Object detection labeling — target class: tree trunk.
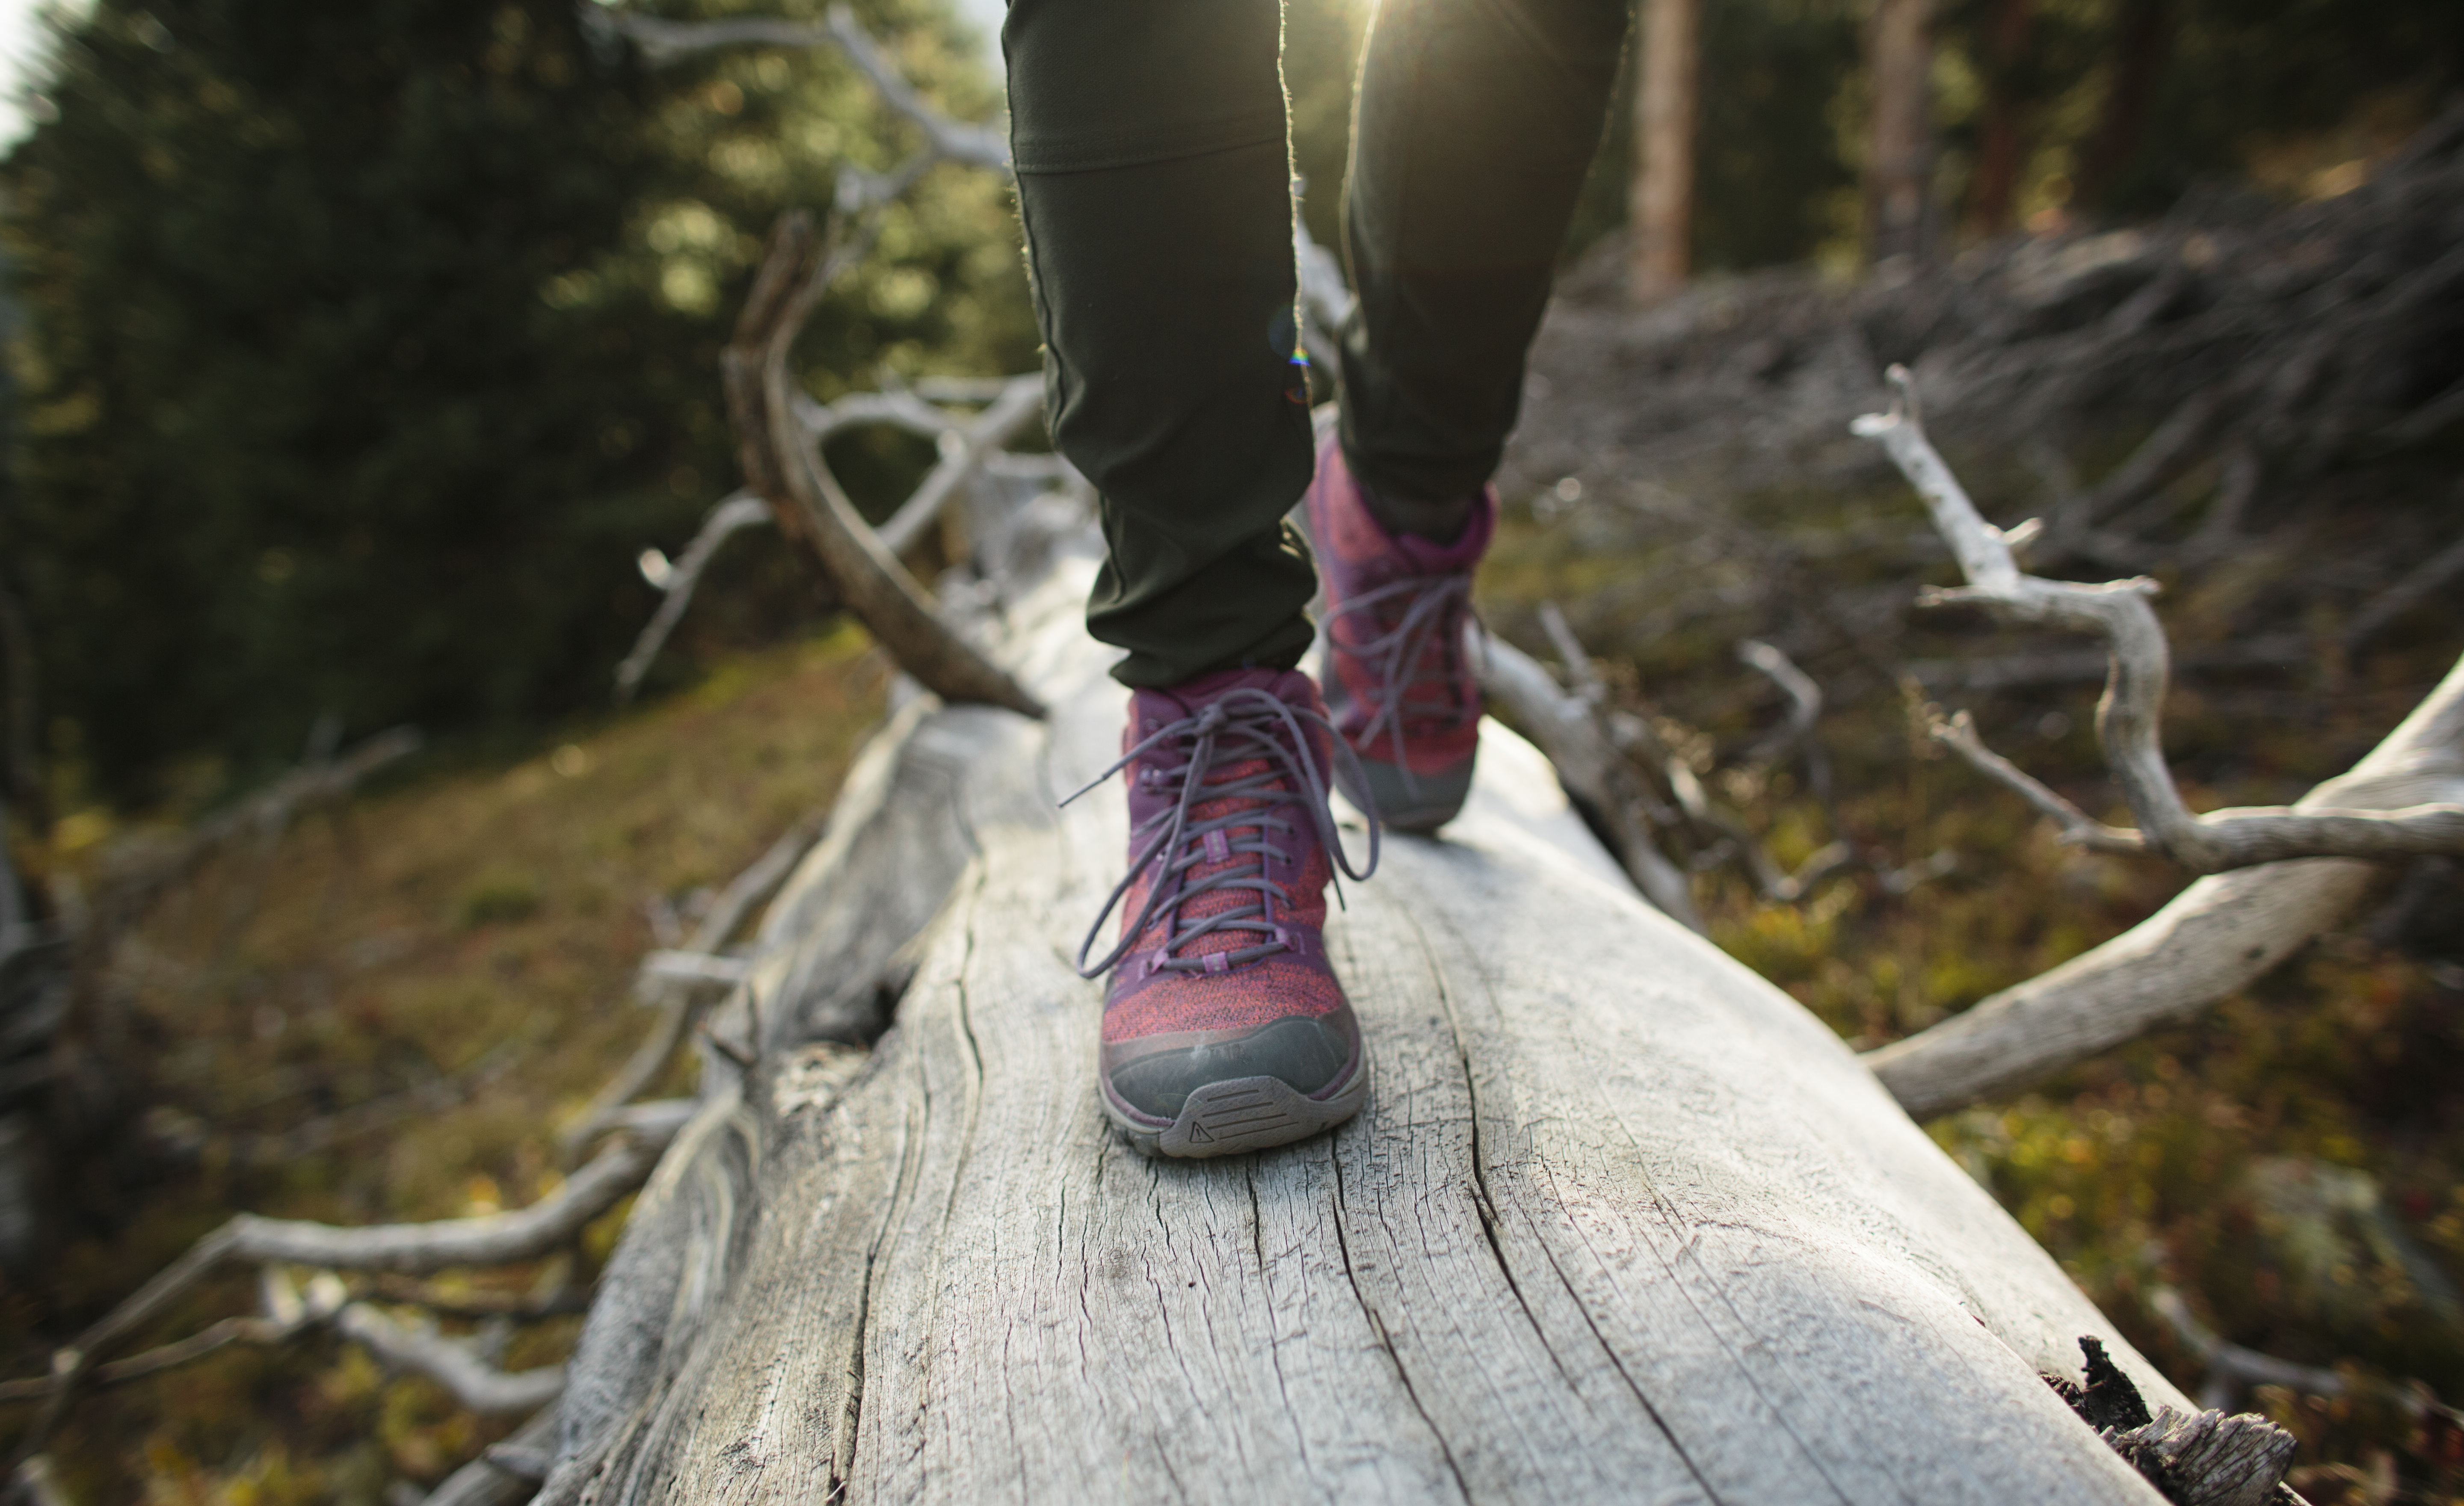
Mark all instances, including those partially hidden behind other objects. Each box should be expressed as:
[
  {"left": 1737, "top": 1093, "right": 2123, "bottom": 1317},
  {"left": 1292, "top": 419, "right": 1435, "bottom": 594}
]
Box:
[
  {"left": 1865, "top": 0, "right": 1937, "bottom": 263},
  {"left": 2076, "top": 0, "right": 2172, "bottom": 212},
  {"left": 535, "top": 534, "right": 2194, "bottom": 1503},
  {"left": 1964, "top": 0, "right": 2035, "bottom": 237},
  {"left": 1629, "top": 0, "right": 1702, "bottom": 304}
]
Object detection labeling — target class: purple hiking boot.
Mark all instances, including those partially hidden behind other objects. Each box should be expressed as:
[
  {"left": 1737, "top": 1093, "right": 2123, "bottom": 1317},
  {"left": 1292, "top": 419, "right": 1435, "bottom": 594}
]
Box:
[
  {"left": 1305, "top": 433, "right": 1496, "bottom": 832},
  {"left": 1072, "top": 668, "right": 1377, "bottom": 1158}
]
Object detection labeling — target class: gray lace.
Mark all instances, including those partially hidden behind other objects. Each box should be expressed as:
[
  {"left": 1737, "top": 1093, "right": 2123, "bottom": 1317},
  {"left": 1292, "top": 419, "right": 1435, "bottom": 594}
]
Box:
[
  {"left": 1323, "top": 572, "right": 1477, "bottom": 796},
  {"left": 1067, "top": 688, "right": 1378, "bottom": 981}
]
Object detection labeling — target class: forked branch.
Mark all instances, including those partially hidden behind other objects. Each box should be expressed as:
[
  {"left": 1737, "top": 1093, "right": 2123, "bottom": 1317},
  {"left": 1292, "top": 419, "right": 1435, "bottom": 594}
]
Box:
[
  {"left": 1866, "top": 630, "right": 2464, "bottom": 1118},
  {"left": 585, "top": 4, "right": 1009, "bottom": 179},
  {"left": 12, "top": 1127, "right": 670, "bottom": 1453},
  {"left": 721, "top": 213, "right": 1044, "bottom": 718},
  {"left": 614, "top": 492, "right": 774, "bottom": 705},
  {"left": 1854, "top": 365, "right": 2464, "bottom": 870}
]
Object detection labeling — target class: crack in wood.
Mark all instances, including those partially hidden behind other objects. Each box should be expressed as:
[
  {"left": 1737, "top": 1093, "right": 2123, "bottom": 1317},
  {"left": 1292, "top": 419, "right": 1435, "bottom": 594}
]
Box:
[{"left": 1329, "top": 1147, "right": 1475, "bottom": 1504}]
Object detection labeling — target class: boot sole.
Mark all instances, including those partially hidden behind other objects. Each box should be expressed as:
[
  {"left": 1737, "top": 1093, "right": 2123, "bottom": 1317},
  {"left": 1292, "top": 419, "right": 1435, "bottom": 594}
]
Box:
[
  {"left": 1103, "top": 1054, "right": 1368, "bottom": 1160},
  {"left": 1339, "top": 756, "right": 1473, "bottom": 834}
]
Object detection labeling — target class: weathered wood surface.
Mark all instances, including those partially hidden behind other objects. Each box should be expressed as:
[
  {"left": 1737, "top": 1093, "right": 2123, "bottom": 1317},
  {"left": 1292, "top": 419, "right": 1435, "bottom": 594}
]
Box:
[{"left": 542, "top": 544, "right": 2187, "bottom": 1504}]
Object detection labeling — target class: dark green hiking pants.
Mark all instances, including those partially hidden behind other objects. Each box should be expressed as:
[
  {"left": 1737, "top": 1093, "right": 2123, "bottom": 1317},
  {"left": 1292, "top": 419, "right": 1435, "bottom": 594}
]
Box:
[{"left": 1004, "top": 0, "right": 1629, "bottom": 687}]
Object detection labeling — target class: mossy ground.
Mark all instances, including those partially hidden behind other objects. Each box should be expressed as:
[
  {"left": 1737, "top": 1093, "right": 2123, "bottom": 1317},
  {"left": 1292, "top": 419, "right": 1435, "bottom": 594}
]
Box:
[{"left": 6, "top": 626, "right": 886, "bottom": 1504}]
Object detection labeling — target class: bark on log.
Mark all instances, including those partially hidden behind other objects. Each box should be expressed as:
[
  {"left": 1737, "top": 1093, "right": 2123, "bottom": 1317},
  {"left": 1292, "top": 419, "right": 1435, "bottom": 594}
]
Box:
[{"left": 538, "top": 538, "right": 2199, "bottom": 1504}]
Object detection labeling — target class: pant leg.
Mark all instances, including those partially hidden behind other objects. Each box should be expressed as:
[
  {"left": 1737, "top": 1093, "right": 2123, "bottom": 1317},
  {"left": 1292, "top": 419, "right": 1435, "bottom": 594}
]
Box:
[
  {"left": 1339, "top": 0, "right": 1631, "bottom": 504},
  {"left": 1004, "top": 0, "right": 1319, "bottom": 689}
]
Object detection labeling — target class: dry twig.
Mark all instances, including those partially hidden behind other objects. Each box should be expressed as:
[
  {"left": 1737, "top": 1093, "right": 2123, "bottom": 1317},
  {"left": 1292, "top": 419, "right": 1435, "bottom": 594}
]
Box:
[
  {"left": 1475, "top": 633, "right": 1702, "bottom": 930},
  {"left": 585, "top": 4, "right": 1008, "bottom": 192},
  {"left": 560, "top": 813, "right": 827, "bottom": 1152},
  {"left": 10, "top": 1124, "right": 672, "bottom": 1454},
  {"left": 335, "top": 1303, "right": 565, "bottom": 1416},
  {"left": 1854, "top": 365, "right": 2464, "bottom": 870},
  {"left": 87, "top": 727, "right": 421, "bottom": 945},
  {"left": 1866, "top": 650, "right": 2464, "bottom": 1117},
  {"left": 614, "top": 492, "right": 773, "bottom": 705}
]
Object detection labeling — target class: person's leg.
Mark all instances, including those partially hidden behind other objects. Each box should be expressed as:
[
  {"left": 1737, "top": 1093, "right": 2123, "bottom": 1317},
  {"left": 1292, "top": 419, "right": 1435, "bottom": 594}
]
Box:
[
  {"left": 1309, "top": 0, "right": 1627, "bottom": 830},
  {"left": 1338, "top": 0, "right": 1630, "bottom": 521},
  {"left": 1008, "top": 0, "right": 1374, "bottom": 1159},
  {"left": 1004, "top": 0, "right": 1318, "bottom": 689}
]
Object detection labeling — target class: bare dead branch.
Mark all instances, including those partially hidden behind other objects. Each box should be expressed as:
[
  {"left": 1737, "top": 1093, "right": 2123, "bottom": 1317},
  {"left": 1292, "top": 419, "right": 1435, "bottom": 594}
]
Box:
[
  {"left": 586, "top": 5, "right": 1007, "bottom": 178},
  {"left": 0, "top": 1269, "right": 344, "bottom": 1406},
  {"left": 1876, "top": 846, "right": 1959, "bottom": 896},
  {"left": 1902, "top": 635, "right": 2309, "bottom": 692},
  {"left": 1928, "top": 710, "right": 2144, "bottom": 853},
  {"left": 1475, "top": 634, "right": 1703, "bottom": 930},
  {"left": 622, "top": 371, "right": 1046, "bottom": 705},
  {"left": 695, "top": 1018, "right": 758, "bottom": 1071},
  {"left": 614, "top": 493, "right": 774, "bottom": 705},
  {"left": 89, "top": 727, "right": 421, "bottom": 942},
  {"left": 874, "top": 375, "right": 1045, "bottom": 556},
  {"left": 357, "top": 1275, "right": 592, "bottom": 1323},
  {"left": 561, "top": 815, "right": 826, "bottom": 1152},
  {"left": 15, "top": 1127, "right": 670, "bottom": 1453},
  {"left": 1735, "top": 640, "right": 1818, "bottom": 757},
  {"left": 723, "top": 214, "right": 1044, "bottom": 719},
  {"left": 335, "top": 1302, "right": 565, "bottom": 1416},
  {"left": 1736, "top": 638, "right": 1831, "bottom": 800},
  {"left": 416, "top": 1403, "right": 558, "bottom": 1506},
  {"left": 637, "top": 952, "right": 752, "bottom": 990},
  {"left": 1854, "top": 366, "right": 2464, "bottom": 870},
  {"left": 1536, "top": 602, "right": 1607, "bottom": 703},
  {"left": 2148, "top": 1287, "right": 2350, "bottom": 1414},
  {"left": 796, "top": 385, "right": 957, "bottom": 443},
  {"left": 0, "top": 1316, "right": 281, "bottom": 1404},
  {"left": 1866, "top": 652, "right": 2464, "bottom": 1117}
]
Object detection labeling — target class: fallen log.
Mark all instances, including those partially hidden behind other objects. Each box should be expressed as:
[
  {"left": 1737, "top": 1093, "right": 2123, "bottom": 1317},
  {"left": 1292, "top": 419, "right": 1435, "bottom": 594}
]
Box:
[{"left": 539, "top": 542, "right": 2215, "bottom": 1504}]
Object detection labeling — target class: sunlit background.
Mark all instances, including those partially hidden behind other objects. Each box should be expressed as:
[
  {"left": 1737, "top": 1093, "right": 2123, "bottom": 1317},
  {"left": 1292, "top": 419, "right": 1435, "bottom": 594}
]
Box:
[{"left": 0, "top": 0, "right": 75, "bottom": 147}]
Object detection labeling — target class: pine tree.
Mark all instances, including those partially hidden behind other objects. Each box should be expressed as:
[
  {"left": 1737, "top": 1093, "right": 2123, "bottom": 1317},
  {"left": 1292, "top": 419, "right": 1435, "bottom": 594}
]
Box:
[{"left": 1, "top": 0, "right": 1030, "bottom": 804}]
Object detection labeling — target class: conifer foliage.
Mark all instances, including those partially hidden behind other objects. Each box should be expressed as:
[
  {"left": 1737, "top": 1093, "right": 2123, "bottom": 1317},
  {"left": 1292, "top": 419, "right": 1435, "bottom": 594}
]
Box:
[{"left": 1, "top": 0, "right": 1025, "bottom": 802}]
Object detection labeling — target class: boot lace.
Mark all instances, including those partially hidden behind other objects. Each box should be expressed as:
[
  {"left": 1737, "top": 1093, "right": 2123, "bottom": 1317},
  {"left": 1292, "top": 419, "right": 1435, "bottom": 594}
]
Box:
[
  {"left": 1066, "top": 687, "right": 1378, "bottom": 981},
  {"left": 1324, "top": 572, "right": 1479, "bottom": 796}
]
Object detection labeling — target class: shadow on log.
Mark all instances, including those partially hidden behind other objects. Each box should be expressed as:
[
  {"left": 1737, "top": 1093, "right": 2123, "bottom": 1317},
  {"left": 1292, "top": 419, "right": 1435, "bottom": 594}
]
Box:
[{"left": 540, "top": 532, "right": 2207, "bottom": 1504}]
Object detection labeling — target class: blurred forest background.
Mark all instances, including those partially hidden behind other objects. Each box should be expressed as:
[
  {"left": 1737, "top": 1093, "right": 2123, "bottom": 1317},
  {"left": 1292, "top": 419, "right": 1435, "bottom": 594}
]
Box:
[{"left": 0, "top": 0, "right": 2459, "bottom": 1500}]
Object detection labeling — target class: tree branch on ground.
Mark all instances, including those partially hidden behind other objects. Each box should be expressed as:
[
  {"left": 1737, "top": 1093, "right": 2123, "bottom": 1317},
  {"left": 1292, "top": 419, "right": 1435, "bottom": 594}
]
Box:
[
  {"left": 1475, "top": 631, "right": 1702, "bottom": 930},
  {"left": 86, "top": 727, "right": 423, "bottom": 950},
  {"left": 334, "top": 1302, "right": 565, "bottom": 1416},
  {"left": 1864, "top": 643, "right": 2464, "bottom": 1118},
  {"left": 561, "top": 813, "right": 827, "bottom": 1152},
  {"left": 1854, "top": 365, "right": 2464, "bottom": 871},
  {"left": 10, "top": 1122, "right": 673, "bottom": 1455}
]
